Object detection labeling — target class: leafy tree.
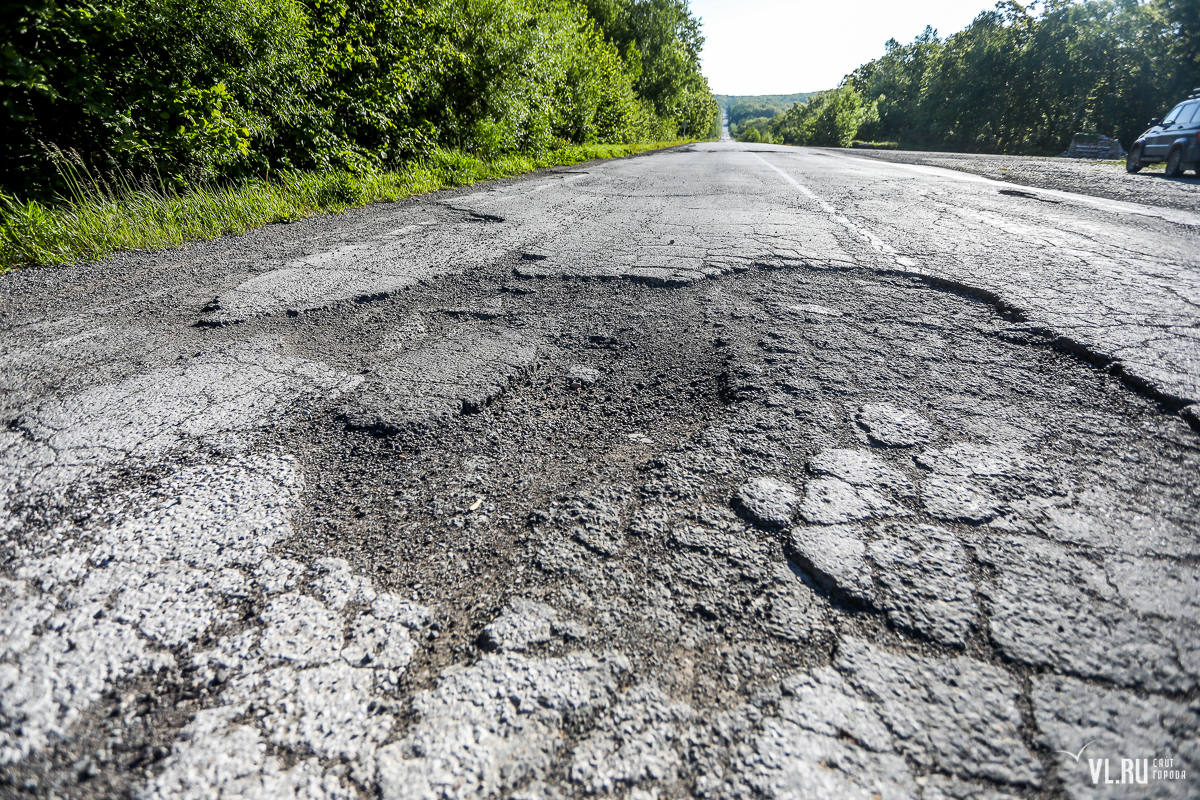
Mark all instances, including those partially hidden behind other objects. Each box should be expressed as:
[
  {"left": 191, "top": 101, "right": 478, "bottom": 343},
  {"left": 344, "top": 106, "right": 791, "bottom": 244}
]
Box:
[
  {"left": 581, "top": 0, "right": 717, "bottom": 136},
  {"left": 842, "top": 0, "right": 1200, "bottom": 154},
  {"left": 848, "top": 26, "right": 941, "bottom": 144},
  {"left": 411, "top": 0, "right": 653, "bottom": 155},
  {"left": 1, "top": 0, "right": 320, "bottom": 191},
  {"left": 733, "top": 115, "right": 773, "bottom": 142},
  {"left": 769, "top": 87, "right": 878, "bottom": 147},
  {"left": 728, "top": 100, "right": 787, "bottom": 127},
  {"left": 0, "top": 0, "right": 716, "bottom": 198}
]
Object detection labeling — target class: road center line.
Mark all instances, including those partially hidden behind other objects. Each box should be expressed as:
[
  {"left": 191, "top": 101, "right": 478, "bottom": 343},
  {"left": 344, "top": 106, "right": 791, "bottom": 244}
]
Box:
[
  {"left": 749, "top": 151, "right": 826, "bottom": 208},
  {"left": 749, "top": 151, "right": 917, "bottom": 269}
]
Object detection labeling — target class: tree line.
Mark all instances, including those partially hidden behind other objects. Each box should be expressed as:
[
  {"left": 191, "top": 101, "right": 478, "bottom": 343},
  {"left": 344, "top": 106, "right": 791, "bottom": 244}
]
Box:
[
  {"left": 718, "top": 92, "right": 815, "bottom": 133},
  {"left": 733, "top": 88, "right": 877, "bottom": 147},
  {"left": 1, "top": 0, "right": 719, "bottom": 198},
  {"left": 738, "top": 0, "right": 1200, "bottom": 153}
]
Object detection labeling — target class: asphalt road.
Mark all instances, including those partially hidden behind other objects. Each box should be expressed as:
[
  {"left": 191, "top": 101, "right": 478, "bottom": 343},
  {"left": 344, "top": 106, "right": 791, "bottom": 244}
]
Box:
[{"left": 1, "top": 142, "right": 1198, "bottom": 800}]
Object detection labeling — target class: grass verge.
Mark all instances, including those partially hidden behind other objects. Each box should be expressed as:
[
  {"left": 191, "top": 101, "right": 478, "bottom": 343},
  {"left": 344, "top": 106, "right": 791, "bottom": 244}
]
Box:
[
  {"left": 0, "top": 140, "right": 693, "bottom": 272},
  {"left": 1093, "top": 158, "right": 1165, "bottom": 172}
]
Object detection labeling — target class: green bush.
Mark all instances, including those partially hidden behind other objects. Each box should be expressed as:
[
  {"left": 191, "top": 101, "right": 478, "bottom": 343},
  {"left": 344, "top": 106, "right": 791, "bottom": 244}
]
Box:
[
  {"left": 582, "top": 0, "right": 717, "bottom": 136},
  {"left": 734, "top": 116, "right": 774, "bottom": 143},
  {"left": 770, "top": 87, "right": 879, "bottom": 147},
  {"left": 1, "top": 0, "right": 324, "bottom": 194},
  {"left": 1, "top": 0, "right": 715, "bottom": 199},
  {"left": 413, "top": 0, "right": 656, "bottom": 155}
]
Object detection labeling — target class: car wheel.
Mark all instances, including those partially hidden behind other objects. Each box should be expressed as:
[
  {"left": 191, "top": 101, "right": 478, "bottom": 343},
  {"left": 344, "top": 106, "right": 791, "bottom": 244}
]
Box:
[
  {"left": 1126, "top": 146, "right": 1143, "bottom": 173},
  {"left": 1165, "top": 146, "right": 1184, "bottom": 177}
]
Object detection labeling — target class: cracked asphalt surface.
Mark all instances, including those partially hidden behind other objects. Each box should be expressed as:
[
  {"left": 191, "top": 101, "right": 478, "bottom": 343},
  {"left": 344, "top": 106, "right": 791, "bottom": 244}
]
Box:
[{"left": 1, "top": 141, "right": 1198, "bottom": 800}]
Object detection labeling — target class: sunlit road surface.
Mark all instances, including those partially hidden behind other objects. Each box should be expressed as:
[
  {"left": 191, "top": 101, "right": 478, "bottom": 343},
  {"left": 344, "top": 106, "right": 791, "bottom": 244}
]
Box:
[{"left": 1, "top": 141, "right": 1197, "bottom": 799}]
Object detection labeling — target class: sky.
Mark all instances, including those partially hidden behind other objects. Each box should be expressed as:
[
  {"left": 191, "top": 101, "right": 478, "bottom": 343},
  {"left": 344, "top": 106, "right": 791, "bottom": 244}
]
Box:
[{"left": 690, "top": 0, "right": 999, "bottom": 96}]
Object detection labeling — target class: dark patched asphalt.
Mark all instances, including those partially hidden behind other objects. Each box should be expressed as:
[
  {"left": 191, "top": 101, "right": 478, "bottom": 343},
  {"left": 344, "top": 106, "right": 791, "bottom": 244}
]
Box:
[{"left": 1, "top": 142, "right": 1198, "bottom": 800}]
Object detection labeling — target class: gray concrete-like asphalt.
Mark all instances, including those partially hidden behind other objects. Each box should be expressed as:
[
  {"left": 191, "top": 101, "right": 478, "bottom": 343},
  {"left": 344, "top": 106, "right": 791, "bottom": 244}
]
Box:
[{"left": 1, "top": 142, "right": 1198, "bottom": 800}]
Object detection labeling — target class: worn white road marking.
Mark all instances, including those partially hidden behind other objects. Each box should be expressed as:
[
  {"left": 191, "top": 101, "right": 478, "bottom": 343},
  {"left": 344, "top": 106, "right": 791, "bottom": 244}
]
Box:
[{"left": 750, "top": 152, "right": 917, "bottom": 268}]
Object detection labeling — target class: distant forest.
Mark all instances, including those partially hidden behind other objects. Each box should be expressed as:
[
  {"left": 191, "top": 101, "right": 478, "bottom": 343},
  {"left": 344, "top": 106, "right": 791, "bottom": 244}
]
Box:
[
  {"left": 735, "top": 0, "right": 1200, "bottom": 154},
  {"left": 715, "top": 93, "right": 818, "bottom": 132},
  {"left": 1, "top": 0, "right": 720, "bottom": 198}
]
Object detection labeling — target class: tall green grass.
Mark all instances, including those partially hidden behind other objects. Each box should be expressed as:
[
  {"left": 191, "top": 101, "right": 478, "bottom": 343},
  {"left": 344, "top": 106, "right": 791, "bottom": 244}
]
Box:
[{"left": 0, "top": 141, "right": 689, "bottom": 272}]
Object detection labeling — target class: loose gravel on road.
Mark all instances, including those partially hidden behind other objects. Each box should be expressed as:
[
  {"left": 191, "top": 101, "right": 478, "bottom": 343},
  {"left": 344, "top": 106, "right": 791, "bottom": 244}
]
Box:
[
  {"left": 837, "top": 148, "right": 1200, "bottom": 213},
  {"left": 1, "top": 142, "right": 1198, "bottom": 800}
]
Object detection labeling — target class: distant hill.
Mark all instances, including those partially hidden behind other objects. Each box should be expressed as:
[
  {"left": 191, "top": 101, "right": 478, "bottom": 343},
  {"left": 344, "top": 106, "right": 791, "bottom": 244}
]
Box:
[
  {"left": 715, "top": 92, "right": 824, "bottom": 131},
  {"left": 715, "top": 93, "right": 821, "bottom": 111}
]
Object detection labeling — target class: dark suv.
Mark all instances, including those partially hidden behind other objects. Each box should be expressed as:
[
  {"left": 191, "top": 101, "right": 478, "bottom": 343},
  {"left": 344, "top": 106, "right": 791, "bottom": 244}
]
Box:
[{"left": 1127, "top": 90, "right": 1200, "bottom": 176}]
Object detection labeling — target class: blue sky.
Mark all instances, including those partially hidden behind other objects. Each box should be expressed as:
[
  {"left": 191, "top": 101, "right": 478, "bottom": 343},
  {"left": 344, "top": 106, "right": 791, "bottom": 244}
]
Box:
[{"left": 690, "top": 0, "right": 1003, "bottom": 95}]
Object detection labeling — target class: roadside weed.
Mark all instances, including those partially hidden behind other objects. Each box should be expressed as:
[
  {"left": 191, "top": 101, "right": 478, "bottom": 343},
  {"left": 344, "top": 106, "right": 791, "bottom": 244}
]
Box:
[{"left": 0, "top": 141, "right": 689, "bottom": 272}]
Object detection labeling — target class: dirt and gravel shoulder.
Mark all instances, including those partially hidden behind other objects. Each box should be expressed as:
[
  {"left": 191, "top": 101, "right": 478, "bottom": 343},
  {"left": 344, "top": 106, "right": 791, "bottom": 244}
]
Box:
[{"left": 833, "top": 147, "right": 1200, "bottom": 213}]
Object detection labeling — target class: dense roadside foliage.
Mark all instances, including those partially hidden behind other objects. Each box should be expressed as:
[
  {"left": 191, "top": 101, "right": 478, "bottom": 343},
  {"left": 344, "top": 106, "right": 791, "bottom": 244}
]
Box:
[
  {"left": 0, "top": 0, "right": 717, "bottom": 199},
  {"left": 585, "top": 0, "right": 718, "bottom": 137},
  {"left": 850, "top": 0, "right": 1200, "bottom": 153},
  {"left": 735, "top": 87, "right": 878, "bottom": 147},
  {"left": 738, "top": 0, "right": 1200, "bottom": 154}
]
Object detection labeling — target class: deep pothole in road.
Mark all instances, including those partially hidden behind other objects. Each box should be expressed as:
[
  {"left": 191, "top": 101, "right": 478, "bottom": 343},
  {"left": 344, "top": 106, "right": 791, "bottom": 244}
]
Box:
[
  {"left": 254, "top": 263, "right": 1199, "bottom": 790},
  {"left": 9, "top": 260, "right": 1197, "bottom": 800}
]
